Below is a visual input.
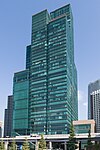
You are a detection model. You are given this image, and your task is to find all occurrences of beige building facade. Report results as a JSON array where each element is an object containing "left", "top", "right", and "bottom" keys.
[{"left": 73, "top": 120, "right": 95, "bottom": 134}]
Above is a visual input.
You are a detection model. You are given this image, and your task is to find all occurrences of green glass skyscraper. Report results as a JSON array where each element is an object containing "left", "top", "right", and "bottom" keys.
[{"left": 13, "top": 4, "right": 78, "bottom": 135}]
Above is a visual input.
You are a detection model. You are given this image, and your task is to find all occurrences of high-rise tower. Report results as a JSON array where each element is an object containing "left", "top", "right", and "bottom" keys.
[
  {"left": 88, "top": 79, "right": 100, "bottom": 133},
  {"left": 13, "top": 4, "right": 78, "bottom": 135}
]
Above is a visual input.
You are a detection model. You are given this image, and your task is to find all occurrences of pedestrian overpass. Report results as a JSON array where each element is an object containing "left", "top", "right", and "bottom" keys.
[{"left": 1, "top": 133, "right": 100, "bottom": 150}]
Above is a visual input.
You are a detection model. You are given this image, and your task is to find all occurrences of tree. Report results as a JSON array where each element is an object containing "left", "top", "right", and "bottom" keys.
[
  {"left": 0, "top": 140, "right": 5, "bottom": 150},
  {"left": 87, "top": 129, "right": 92, "bottom": 146},
  {"left": 9, "top": 138, "right": 16, "bottom": 150},
  {"left": 67, "top": 123, "right": 78, "bottom": 150},
  {"left": 86, "top": 144, "right": 100, "bottom": 150},
  {"left": 85, "top": 129, "right": 93, "bottom": 149},
  {"left": 22, "top": 138, "right": 30, "bottom": 150},
  {"left": 38, "top": 135, "right": 46, "bottom": 150}
]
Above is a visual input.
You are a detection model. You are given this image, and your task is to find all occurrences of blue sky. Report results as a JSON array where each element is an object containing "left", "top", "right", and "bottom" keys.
[{"left": 0, "top": 0, "right": 100, "bottom": 122}]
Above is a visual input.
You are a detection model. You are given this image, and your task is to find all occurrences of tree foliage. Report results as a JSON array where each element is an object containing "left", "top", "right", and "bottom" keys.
[
  {"left": 0, "top": 140, "right": 5, "bottom": 150},
  {"left": 22, "top": 138, "right": 30, "bottom": 150},
  {"left": 86, "top": 144, "right": 100, "bottom": 150},
  {"left": 38, "top": 135, "right": 46, "bottom": 150},
  {"left": 87, "top": 129, "right": 93, "bottom": 146},
  {"left": 67, "top": 123, "right": 78, "bottom": 150},
  {"left": 85, "top": 129, "right": 93, "bottom": 149},
  {"left": 9, "top": 139, "right": 16, "bottom": 150}
]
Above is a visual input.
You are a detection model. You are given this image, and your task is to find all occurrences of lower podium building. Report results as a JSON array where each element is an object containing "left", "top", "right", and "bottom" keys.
[
  {"left": 12, "top": 4, "right": 78, "bottom": 135},
  {"left": 73, "top": 120, "right": 95, "bottom": 134},
  {"left": 73, "top": 120, "right": 95, "bottom": 150}
]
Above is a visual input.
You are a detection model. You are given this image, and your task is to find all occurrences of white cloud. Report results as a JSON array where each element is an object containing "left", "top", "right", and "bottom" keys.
[
  {"left": 83, "top": 102, "right": 88, "bottom": 107},
  {"left": 78, "top": 90, "right": 88, "bottom": 120},
  {"left": 78, "top": 90, "right": 84, "bottom": 101}
]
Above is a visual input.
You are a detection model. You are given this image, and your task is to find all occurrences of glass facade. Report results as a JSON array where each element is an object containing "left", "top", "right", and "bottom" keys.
[
  {"left": 74, "top": 124, "right": 91, "bottom": 134},
  {"left": 13, "top": 4, "right": 78, "bottom": 135},
  {"left": 29, "top": 10, "right": 50, "bottom": 134},
  {"left": 13, "top": 70, "right": 29, "bottom": 135},
  {"left": 29, "top": 4, "right": 78, "bottom": 135},
  {"left": 26, "top": 45, "right": 31, "bottom": 69}
]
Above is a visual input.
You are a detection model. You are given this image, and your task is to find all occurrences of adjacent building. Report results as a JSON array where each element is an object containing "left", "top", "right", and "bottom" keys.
[
  {"left": 13, "top": 4, "right": 78, "bottom": 135},
  {"left": 88, "top": 79, "right": 100, "bottom": 133},
  {"left": 73, "top": 120, "right": 95, "bottom": 134},
  {"left": 73, "top": 120, "right": 95, "bottom": 149},
  {"left": 0, "top": 121, "right": 2, "bottom": 137},
  {"left": 4, "top": 95, "right": 13, "bottom": 137}
]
